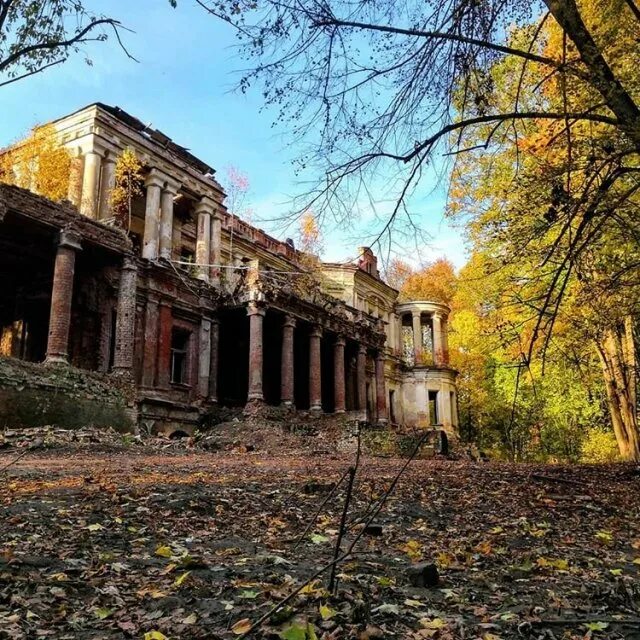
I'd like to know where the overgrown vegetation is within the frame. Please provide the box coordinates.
[0,124,71,201]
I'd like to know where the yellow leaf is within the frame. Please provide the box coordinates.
[87,523,103,532]
[404,599,424,608]
[632,558,640,565]
[551,559,569,571]
[300,580,323,595]
[161,563,177,575]
[319,603,336,620]
[420,618,446,629]
[155,546,173,558]
[231,618,252,635]
[174,571,191,587]
[144,632,167,640]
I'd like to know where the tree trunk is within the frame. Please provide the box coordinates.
[544,0,640,149]
[595,318,640,462]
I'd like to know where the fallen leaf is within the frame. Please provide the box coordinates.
[231,618,252,635]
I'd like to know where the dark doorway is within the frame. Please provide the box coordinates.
[293,323,310,409]
[428,390,439,425]
[320,333,335,412]
[263,311,282,406]
[218,308,249,406]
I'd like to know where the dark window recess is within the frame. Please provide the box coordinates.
[108,308,117,371]
[170,328,190,384]
[428,390,439,425]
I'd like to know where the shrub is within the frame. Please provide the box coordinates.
[579,429,621,463]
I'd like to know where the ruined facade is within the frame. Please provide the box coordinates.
[0,104,458,437]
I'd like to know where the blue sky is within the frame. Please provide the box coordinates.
[0,0,467,269]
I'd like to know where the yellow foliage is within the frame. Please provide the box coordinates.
[398,258,457,305]
[0,124,71,201]
[580,429,621,463]
[110,148,144,230]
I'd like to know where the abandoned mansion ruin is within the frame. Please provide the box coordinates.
[0,104,458,437]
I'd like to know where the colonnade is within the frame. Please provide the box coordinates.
[44,229,137,373]
[404,309,449,366]
[71,149,223,285]
[245,303,387,422]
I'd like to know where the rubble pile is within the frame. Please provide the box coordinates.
[0,425,136,451]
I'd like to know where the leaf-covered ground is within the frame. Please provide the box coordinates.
[1,439,640,640]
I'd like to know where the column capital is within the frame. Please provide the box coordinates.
[122,254,137,271]
[375,351,386,362]
[163,178,181,196]
[411,309,422,319]
[159,298,173,309]
[358,343,367,355]
[310,325,323,338]
[283,314,297,328]
[335,335,346,347]
[145,168,167,189]
[247,302,266,317]
[58,228,82,251]
[194,196,216,215]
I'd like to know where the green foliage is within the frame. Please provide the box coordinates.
[580,429,621,464]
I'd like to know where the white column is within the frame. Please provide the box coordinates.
[198,316,212,399]
[98,155,117,220]
[441,315,449,364]
[432,312,443,366]
[142,170,164,260]
[195,197,213,282]
[412,310,422,364]
[210,210,223,285]
[80,150,102,219]
[159,181,180,260]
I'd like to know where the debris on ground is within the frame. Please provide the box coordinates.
[1,434,639,639]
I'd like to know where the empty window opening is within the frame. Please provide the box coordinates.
[170,328,190,384]
[428,390,439,425]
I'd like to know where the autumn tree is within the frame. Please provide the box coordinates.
[396,258,457,306]
[110,148,143,232]
[447,5,640,460]
[0,123,71,201]
[194,0,639,245]
[0,1,129,89]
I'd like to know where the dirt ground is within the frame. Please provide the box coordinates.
[1,439,640,640]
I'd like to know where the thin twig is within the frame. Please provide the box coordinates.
[328,465,356,594]
[291,467,349,551]
[239,427,430,638]
[0,448,29,474]
[292,423,361,551]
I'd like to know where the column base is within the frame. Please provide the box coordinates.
[243,398,265,417]
[111,366,133,377]
[334,409,346,414]
[44,354,69,366]
[310,404,323,412]
[281,400,294,408]
[376,418,389,427]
